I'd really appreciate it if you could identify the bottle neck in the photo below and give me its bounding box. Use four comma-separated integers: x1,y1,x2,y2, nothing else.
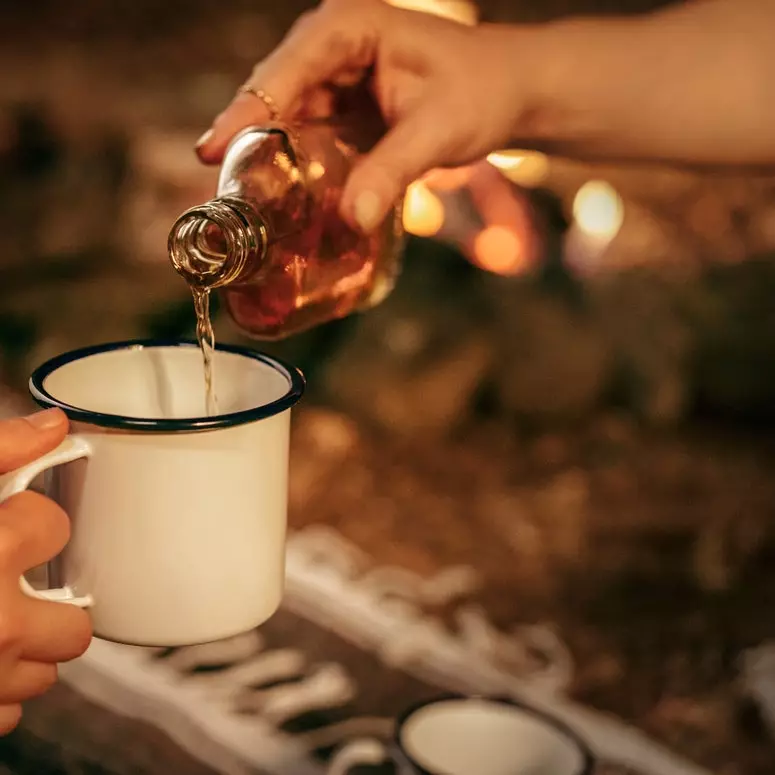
167,196,268,289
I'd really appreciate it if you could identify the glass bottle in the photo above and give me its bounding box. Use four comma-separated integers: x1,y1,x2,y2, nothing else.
167,120,404,340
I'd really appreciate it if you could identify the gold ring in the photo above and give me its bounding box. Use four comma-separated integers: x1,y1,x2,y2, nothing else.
237,85,280,121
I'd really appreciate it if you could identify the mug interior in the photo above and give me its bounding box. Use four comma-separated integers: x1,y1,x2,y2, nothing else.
399,698,587,775
30,340,303,430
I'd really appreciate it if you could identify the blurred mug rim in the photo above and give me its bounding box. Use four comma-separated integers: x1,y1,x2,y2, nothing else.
393,692,595,775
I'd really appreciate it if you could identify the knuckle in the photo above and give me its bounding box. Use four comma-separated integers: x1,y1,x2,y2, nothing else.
327,27,350,55
7,491,70,548
289,8,319,35
324,16,365,55
61,610,93,660
16,490,68,525
355,162,401,198
0,704,22,736
0,611,23,654
0,419,33,472
0,524,23,568
315,4,368,56
0,414,63,473
36,664,58,693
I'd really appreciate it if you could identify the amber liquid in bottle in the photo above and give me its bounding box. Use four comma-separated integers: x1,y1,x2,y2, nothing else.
169,121,404,339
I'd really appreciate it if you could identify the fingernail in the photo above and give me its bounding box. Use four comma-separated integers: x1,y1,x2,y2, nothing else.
194,129,214,152
26,408,62,430
353,191,383,232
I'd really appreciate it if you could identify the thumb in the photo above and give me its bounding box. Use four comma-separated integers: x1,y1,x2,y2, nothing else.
342,103,453,232
0,409,68,474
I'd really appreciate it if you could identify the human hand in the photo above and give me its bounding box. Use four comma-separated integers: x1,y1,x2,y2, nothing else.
0,409,92,735
195,0,546,232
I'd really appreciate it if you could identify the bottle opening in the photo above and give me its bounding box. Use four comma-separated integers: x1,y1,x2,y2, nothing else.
168,199,265,289
187,220,229,273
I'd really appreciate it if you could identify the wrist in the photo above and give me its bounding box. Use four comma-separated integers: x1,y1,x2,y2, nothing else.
495,16,641,151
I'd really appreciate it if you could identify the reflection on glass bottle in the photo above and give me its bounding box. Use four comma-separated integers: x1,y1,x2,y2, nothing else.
168,120,404,340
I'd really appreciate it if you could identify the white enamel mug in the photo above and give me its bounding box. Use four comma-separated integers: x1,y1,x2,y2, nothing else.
329,694,594,775
0,339,304,647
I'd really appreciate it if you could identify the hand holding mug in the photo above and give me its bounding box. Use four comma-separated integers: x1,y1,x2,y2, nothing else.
0,340,303,648
0,409,92,735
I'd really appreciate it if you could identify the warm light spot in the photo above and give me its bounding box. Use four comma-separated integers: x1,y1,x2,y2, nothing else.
473,226,527,275
386,0,478,24
572,180,624,239
274,152,294,175
308,160,326,181
402,180,445,237
488,150,549,187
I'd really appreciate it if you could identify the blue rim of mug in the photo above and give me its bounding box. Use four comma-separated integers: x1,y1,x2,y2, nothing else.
393,693,595,775
29,338,305,432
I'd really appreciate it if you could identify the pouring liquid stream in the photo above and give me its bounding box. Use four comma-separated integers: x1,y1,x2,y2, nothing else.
192,287,219,416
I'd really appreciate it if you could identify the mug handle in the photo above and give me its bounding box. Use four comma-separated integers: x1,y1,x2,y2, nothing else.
328,738,396,775
0,435,94,608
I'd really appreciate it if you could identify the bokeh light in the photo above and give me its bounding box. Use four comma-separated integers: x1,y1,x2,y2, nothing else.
473,225,527,275
307,160,326,181
572,180,625,239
